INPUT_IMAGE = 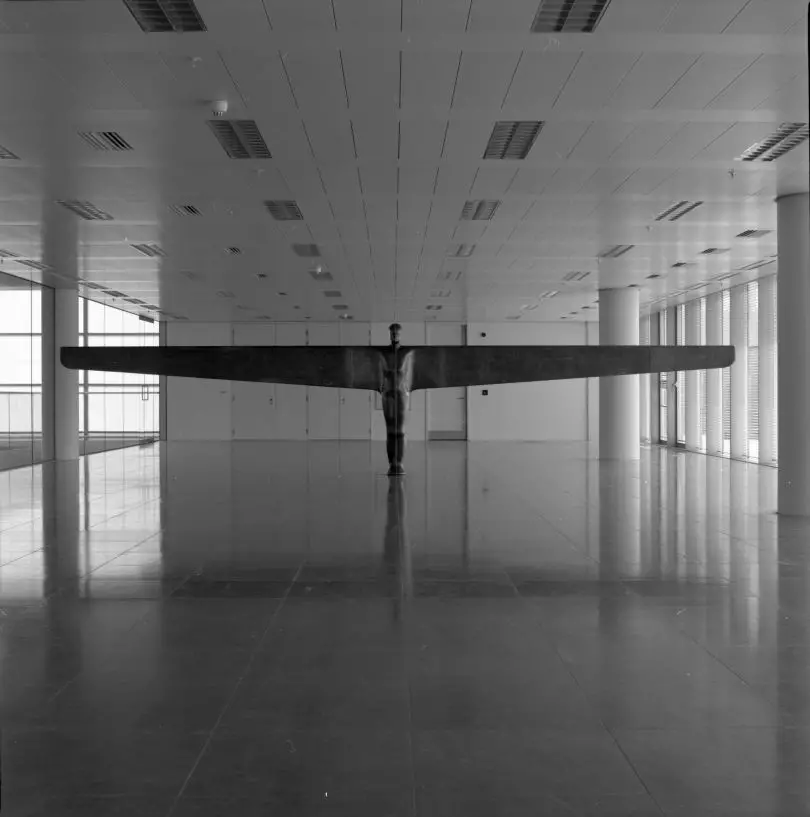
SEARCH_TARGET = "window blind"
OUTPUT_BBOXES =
[747,282,759,461]
[698,298,707,451]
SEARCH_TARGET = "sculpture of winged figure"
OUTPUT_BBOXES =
[61,324,734,475]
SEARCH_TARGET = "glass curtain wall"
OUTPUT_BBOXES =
[651,277,777,467]
[78,298,159,455]
[0,272,42,471]
[659,310,668,443]
[676,304,686,446]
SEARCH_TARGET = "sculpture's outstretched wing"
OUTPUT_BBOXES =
[410,345,734,390]
[60,346,383,390]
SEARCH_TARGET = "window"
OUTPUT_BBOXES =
[0,272,42,471]
[676,304,686,445]
[721,290,731,456]
[747,282,759,461]
[78,299,159,454]
[659,310,668,443]
[698,298,707,452]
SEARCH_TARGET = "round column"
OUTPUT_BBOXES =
[777,193,810,515]
[599,287,640,460]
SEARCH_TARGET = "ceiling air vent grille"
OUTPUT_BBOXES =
[700,247,730,255]
[531,0,613,33]
[425,305,443,311]
[460,200,500,221]
[506,315,522,321]
[430,290,452,298]
[646,274,662,279]
[483,121,543,160]
[293,243,321,258]
[539,290,559,299]
[82,281,105,290]
[216,290,235,299]
[122,0,207,33]
[0,250,20,259]
[331,304,350,310]
[208,120,271,159]
[738,123,809,162]
[437,270,465,282]
[15,259,50,271]
[654,200,703,222]
[338,314,354,320]
[671,261,696,268]
[104,290,127,298]
[56,200,114,221]
[79,131,132,151]
[563,271,590,282]
[265,200,304,221]
[598,244,634,259]
[0,144,19,160]
[323,290,342,298]
[131,243,166,258]
[169,204,202,216]
[449,244,476,258]
[737,229,772,239]
[180,270,202,281]
[225,247,242,255]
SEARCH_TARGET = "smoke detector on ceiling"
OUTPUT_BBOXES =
[211,100,228,117]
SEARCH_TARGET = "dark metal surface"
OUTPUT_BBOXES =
[60,344,734,391]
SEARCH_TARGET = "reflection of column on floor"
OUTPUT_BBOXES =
[597,460,641,580]
[684,454,707,578]
[705,456,730,583]
[730,464,759,644]
[384,476,412,621]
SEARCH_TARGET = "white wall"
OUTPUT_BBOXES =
[166,321,596,443]
[467,322,591,442]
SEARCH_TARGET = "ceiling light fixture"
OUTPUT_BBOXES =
[737,123,810,162]
[460,200,500,221]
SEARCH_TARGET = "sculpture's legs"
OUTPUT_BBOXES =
[386,431,406,475]
[383,393,407,476]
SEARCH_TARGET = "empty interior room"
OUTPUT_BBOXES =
[2,0,810,815]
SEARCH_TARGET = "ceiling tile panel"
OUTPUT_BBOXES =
[402,0,471,32]
[301,113,356,161]
[263,0,336,30]
[530,121,593,161]
[365,196,398,226]
[194,0,273,33]
[541,167,595,195]
[397,197,432,226]
[104,54,183,107]
[507,168,557,196]
[466,0,542,31]
[0,0,133,34]
[283,51,347,113]
[401,52,460,110]
[609,122,684,161]
[399,118,448,162]
[707,55,802,110]
[359,164,398,196]
[350,117,399,161]
[578,167,635,195]
[655,54,759,109]
[566,122,637,161]
[469,167,519,198]
[451,53,521,109]
[218,51,298,116]
[397,166,439,197]
[595,0,680,33]
[660,0,750,33]
[341,49,401,111]
[503,52,583,111]
[442,120,496,161]
[553,53,642,111]
[722,0,806,34]
[653,122,735,160]
[609,53,700,109]
[612,167,676,195]
[160,52,242,107]
[433,165,477,197]
[333,0,401,30]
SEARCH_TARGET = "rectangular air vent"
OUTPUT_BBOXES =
[180,270,202,281]
[738,123,809,162]
[437,270,464,282]
[56,200,114,221]
[646,274,662,279]
[700,247,730,255]
[82,281,105,290]
[737,229,772,239]
[460,200,500,221]
[539,290,559,299]
[331,304,350,310]
[563,271,590,282]
[598,244,634,258]
[506,315,522,320]
[654,200,703,222]
[323,290,342,297]
[308,269,334,282]
[104,290,127,298]
[483,121,543,160]
[122,0,206,33]
[208,120,271,159]
[430,290,452,298]
[169,204,202,216]
[225,247,242,255]
[293,243,321,257]
[531,0,613,33]
[0,250,20,259]
[425,305,443,311]
[265,200,304,221]
[139,315,155,324]
[449,244,476,258]
[671,261,696,268]
[0,144,19,160]
[131,243,166,258]
[338,314,354,320]
[15,259,50,271]
[216,290,235,298]
[79,131,133,151]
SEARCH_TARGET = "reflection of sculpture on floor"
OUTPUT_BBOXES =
[384,475,411,620]
[61,324,735,476]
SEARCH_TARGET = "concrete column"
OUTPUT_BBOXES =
[685,299,701,450]
[777,193,810,515]
[730,283,749,460]
[705,292,723,455]
[598,287,640,459]
[42,288,79,461]
[759,274,777,465]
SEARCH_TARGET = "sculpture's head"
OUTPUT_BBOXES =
[389,323,402,348]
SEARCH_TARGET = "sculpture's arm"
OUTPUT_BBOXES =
[410,345,735,390]
[60,346,384,390]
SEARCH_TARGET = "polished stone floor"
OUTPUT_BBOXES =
[1,440,809,816]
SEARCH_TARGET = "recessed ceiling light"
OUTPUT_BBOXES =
[598,244,634,258]
[737,123,809,162]
[79,131,133,152]
[208,120,271,159]
[122,0,207,32]
[646,273,662,279]
[293,243,321,258]
[483,121,543,160]
[654,201,703,222]
[265,200,304,221]
[700,247,730,255]
[448,244,476,258]
[169,204,202,216]
[255,273,268,280]
[225,246,242,255]
[531,0,613,33]
[737,229,772,239]
[460,200,500,221]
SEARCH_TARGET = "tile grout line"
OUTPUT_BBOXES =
[164,560,305,817]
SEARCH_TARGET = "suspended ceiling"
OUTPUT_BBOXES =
[0,0,806,324]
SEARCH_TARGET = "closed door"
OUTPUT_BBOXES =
[426,324,466,440]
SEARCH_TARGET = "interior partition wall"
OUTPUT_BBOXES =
[650,274,777,468]
[78,298,160,455]
[0,272,43,470]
